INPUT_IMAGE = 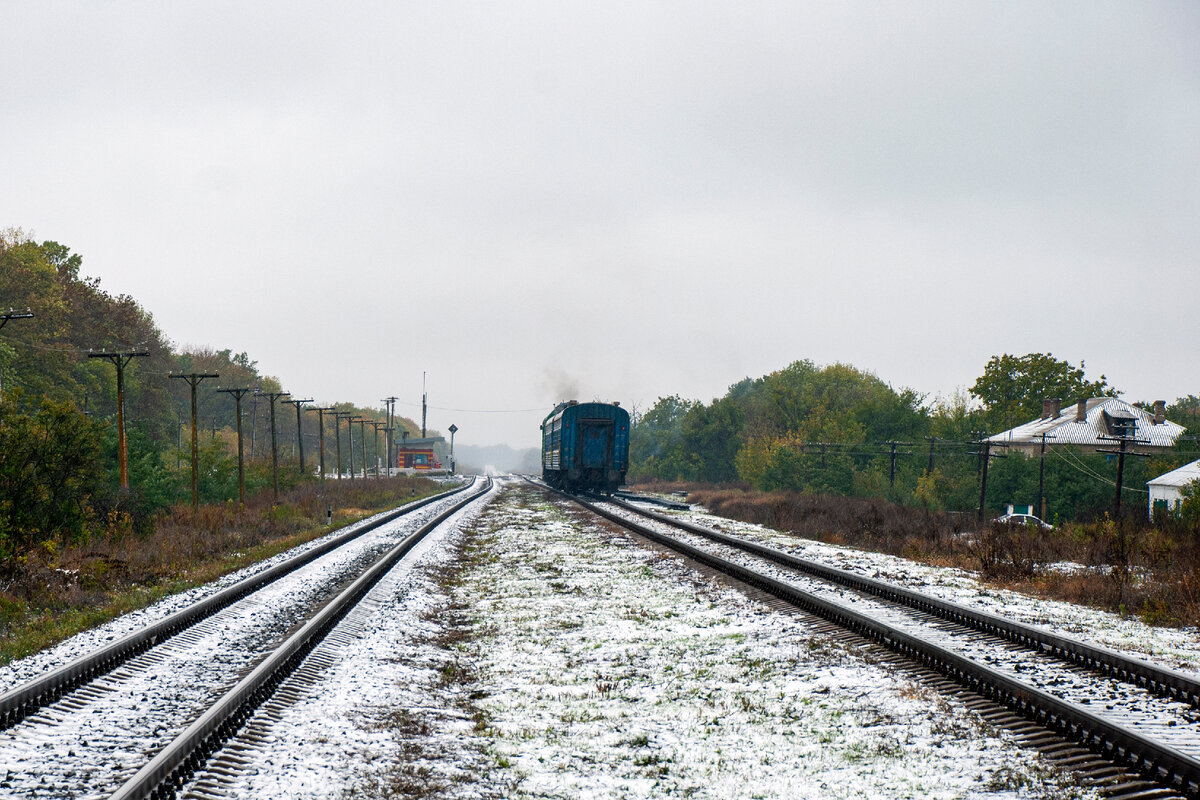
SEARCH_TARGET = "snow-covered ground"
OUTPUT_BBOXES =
[667,505,1200,676]
[222,481,1094,799]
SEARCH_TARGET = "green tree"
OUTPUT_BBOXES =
[0,392,106,567]
[628,395,698,481]
[970,353,1116,432]
[678,394,745,483]
[1167,395,1200,434]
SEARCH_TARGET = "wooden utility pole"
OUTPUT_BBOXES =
[1035,432,1057,521]
[262,391,290,502]
[283,398,312,473]
[369,420,383,478]
[970,435,996,524]
[333,412,352,479]
[88,349,150,492]
[346,415,361,479]
[1097,433,1150,518]
[218,387,252,507]
[307,406,335,479]
[357,419,368,480]
[249,389,261,459]
[169,372,219,510]
[383,426,395,475]
[382,396,398,474]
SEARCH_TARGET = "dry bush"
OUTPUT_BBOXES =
[683,485,1200,627]
[6,475,441,603]
[688,488,961,563]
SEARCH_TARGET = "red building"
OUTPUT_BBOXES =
[396,436,444,470]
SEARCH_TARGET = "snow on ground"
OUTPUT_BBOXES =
[219,491,499,799]
[671,506,1200,675]
[0,501,439,692]
[213,482,1096,798]
[426,484,1090,800]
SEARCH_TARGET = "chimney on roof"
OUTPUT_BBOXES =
[1075,399,1087,422]
[1041,398,1061,419]
[1153,400,1166,425]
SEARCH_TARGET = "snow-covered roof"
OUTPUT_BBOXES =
[988,397,1184,449]
[1148,458,1200,489]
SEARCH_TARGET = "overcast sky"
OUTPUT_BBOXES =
[2,2,1197,448]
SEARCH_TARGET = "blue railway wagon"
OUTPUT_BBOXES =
[541,401,630,493]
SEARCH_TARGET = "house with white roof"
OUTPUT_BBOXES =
[1147,459,1200,515]
[987,397,1184,456]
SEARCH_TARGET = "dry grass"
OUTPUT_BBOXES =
[0,475,448,664]
[654,484,1200,628]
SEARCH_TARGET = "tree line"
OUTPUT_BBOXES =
[629,355,1199,523]
[0,231,425,567]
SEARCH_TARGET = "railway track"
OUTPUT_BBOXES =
[553,485,1200,799]
[0,477,491,800]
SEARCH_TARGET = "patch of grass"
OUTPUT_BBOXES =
[0,475,451,665]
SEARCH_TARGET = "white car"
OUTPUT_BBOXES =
[992,513,1054,530]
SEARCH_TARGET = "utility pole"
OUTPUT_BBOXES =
[926,437,936,476]
[369,421,383,478]
[968,435,996,524]
[88,349,150,493]
[1036,432,1056,521]
[283,397,312,473]
[262,391,290,502]
[421,371,427,438]
[357,419,368,480]
[1097,433,1150,519]
[0,309,34,399]
[308,407,335,479]
[217,388,252,507]
[885,441,913,487]
[346,415,361,479]
[333,412,351,479]
[169,372,219,511]
[382,396,398,475]
[249,389,261,459]
[977,439,992,524]
[383,426,394,475]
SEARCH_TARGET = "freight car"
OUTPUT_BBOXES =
[541,401,630,494]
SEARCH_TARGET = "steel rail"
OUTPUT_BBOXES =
[611,497,1200,709]
[108,477,492,800]
[565,491,1200,797]
[0,478,476,729]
